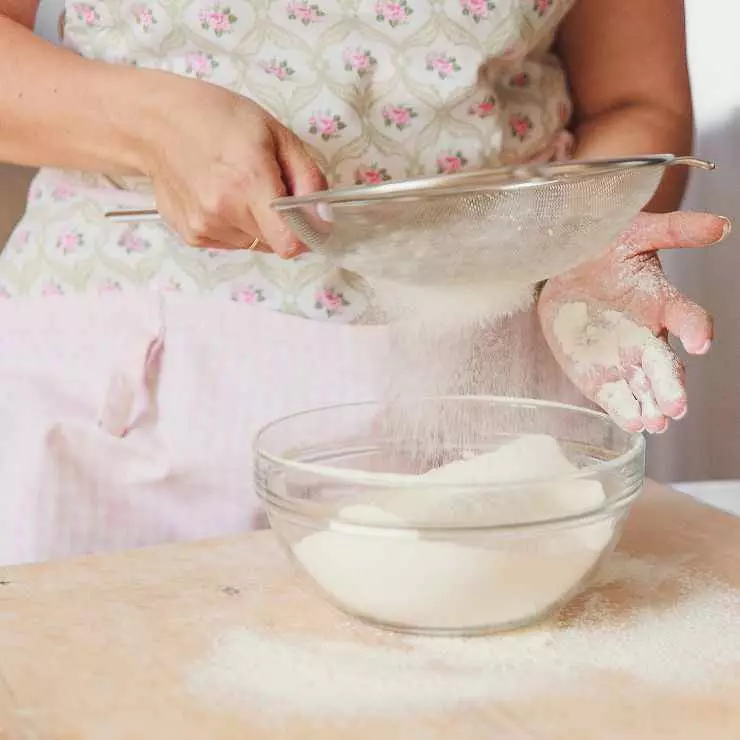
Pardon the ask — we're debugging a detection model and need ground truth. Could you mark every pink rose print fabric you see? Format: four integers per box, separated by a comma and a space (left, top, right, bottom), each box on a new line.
132, 4, 156, 29
71, 3, 100, 25
0, 0, 576, 320
261, 58, 294, 80
460, 0, 496, 24
315, 288, 350, 318
374, 0, 413, 27
343, 48, 377, 77
186, 52, 219, 78
382, 104, 417, 131
287, 1, 325, 25
426, 52, 461, 80
232, 285, 266, 304
436, 151, 469, 174
199, 4, 238, 36
56, 230, 84, 255
355, 163, 391, 185
308, 111, 347, 140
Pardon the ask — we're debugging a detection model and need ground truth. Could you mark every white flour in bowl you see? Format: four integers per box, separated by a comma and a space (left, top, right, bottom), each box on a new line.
291, 434, 614, 630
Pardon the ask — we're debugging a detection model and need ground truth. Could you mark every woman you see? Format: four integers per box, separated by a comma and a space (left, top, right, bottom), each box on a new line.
0, 0, 728, 564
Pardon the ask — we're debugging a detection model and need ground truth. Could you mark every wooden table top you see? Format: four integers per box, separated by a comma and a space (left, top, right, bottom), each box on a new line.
1, 482, 739, 740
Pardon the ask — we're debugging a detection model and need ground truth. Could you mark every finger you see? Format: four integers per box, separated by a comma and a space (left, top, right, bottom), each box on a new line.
621, 212, 730, 256
167, 193, 273, 253
662, 291, 713, 355
241, 144, 304, 258
274, 128, 328, 197
189, 222, 272, 251
595, 379, 644, 433
641, 336, 687, 420
196, 237, 272, 253
270, 129, 327, 257
626, 366, 667, 434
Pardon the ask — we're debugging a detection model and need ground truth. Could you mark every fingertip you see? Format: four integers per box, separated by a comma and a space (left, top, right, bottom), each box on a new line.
610, 414, 645, 434
677, 212, 731, 246
280, 243, 309, 260
277, 131, 328, 197
596, 380, 643, 432
258, 208, 304, 258
651, 418, 670, 435
624, 419, 646, 434
681, 339, 712, 356
683, 212, 731, 247
644, 414, 669, 435
291, 166, 327, 199
666, 302, 713, 355
681, 331, 712, 355
626, 211, 731, 252
711, 216, 732, 245
637, 387, 666, 434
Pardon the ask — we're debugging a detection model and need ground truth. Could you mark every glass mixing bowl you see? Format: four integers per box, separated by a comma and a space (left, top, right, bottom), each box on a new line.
254, 397, 645, 636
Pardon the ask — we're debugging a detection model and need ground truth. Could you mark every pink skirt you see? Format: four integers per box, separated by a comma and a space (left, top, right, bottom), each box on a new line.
0, 293, 390, 565
0, 293, 574, 565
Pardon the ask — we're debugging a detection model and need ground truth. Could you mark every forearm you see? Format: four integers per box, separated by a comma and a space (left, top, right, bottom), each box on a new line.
571, 103, 692, 213
557, 0, 693, 215
0, 14, 163, 175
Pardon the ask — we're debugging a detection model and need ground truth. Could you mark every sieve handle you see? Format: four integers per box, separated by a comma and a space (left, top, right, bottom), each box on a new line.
104, 209, 161, 223
668, 156, 715, 171
104, 206, 334, 223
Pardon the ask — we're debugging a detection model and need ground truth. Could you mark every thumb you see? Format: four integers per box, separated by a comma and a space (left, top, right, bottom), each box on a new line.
621, 212, 731, 256
663, 290, 713, 355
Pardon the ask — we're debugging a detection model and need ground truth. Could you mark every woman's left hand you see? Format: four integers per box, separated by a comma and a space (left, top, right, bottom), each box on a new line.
537, 212, 730, 434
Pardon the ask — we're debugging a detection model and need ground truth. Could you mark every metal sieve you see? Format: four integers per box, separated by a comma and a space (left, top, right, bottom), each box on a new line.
270, 155, 714, 286
105, 155, 714, 286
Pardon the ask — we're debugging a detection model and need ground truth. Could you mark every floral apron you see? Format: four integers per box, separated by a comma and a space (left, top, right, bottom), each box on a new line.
0, 0, 577, 564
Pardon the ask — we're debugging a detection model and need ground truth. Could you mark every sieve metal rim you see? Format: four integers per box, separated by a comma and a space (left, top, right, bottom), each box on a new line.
271, 155, 714, 210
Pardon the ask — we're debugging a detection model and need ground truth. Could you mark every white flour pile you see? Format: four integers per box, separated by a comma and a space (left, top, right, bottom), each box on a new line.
187, 554, 740, 719
291, 434, 613, 630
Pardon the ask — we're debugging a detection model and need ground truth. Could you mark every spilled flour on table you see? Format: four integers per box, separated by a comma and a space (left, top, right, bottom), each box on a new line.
187, 553, 740, 719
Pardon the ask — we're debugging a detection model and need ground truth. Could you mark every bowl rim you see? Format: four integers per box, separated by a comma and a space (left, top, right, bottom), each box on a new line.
253, 396, 645, 532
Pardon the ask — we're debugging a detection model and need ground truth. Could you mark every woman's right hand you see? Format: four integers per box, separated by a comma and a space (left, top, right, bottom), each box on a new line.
0, 10, 320, 256
138, 72, 326, 256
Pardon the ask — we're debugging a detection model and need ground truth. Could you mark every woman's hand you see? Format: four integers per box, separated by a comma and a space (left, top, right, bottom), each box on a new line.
141, 73, 326, 256
0, 21, 324, 256
537, 212, 729, 434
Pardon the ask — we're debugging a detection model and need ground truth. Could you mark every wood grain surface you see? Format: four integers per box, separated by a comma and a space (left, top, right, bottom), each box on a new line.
0, 482, 739, 740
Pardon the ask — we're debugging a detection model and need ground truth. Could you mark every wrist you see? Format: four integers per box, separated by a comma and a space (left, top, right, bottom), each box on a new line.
117, 69, 228, 179
102, 66, 188, 177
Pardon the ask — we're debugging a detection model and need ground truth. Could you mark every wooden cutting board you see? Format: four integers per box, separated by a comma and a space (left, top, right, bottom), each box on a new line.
1, 482, 739, 740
